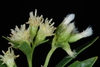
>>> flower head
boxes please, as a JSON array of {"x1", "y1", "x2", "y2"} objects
[
  {"x1": 39, "y1": 18, "x2": 56, "y2": 36},
  {"x1": 8, "y1": 24, "x2": 30, "y2": 44},
  {"x1": 34, "y1": 18, "x2": 56, "y2": 45},
  {"x1": 0, "y1": 47, "x2": 19, "y2": 67},
  {"x1": 26, "y1": 9, "x2": 44, "y2": 41},
  {"x1": 27, "y1": 9, "x2": 43, "y2": 26}
]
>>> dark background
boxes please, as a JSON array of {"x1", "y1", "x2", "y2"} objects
[{"x1": 0, "y1": 0, "x2": 99, "y2": 67}]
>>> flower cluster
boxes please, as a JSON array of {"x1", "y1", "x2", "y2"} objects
[
  {"x1": 1, "y1": 9, "x2": 94, "y2": 67},
  {"x1": 7, "y1": 9, "x2": 56, "y2": 47},
  {"x1": 53, "y1": 14, "x2": 93, "y2": 57}
]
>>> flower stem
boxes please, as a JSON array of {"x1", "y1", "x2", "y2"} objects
[
  {"x1": 44, "y1": 47, "x2": 56, "y2": 67},
  {"x1": 27, "y1": 53, "x2": 32, "y2": 67},
  {"x1": 27, "y1": 46, "x2": 35, "y2": 67}
]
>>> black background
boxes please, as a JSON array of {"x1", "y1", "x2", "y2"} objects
[{"x1": 0, "y1": 0, "x2": 99, "y2": 67}]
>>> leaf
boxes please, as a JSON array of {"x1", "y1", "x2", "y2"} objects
[
  {"x1": 0, "y1": 60, "x2": 7, "y2": 67},
  {"x1": 68, "y1": 61, "x2": 80, "y2": 67},
  {"x1": 55, "y1": 36, "x2": 99, "y2": 67},
  {"x1": 68, "y1": 56, "x2": 98, "y2": 67},
  {"x1": 18, "y1": 41, "x2": 32, "y2": 56}
]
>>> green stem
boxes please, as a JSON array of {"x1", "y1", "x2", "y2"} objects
[
  {"x1": 44, "y1": 47, "x2": 57, "y2": 67},
  {"x1": 27, "y1": 46, "x2": 35, "y2": 67},
  {"x1": 27, "y1": 53, "x2": 32, "y2": 67}
]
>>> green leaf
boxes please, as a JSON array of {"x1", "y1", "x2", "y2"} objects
[
  {"x1": 0, "y1": 60, "x2": 7, "y2": 67},
  {"x1": 68, "y1": 61, "x2": 80, "y2": 67},
  {"x1": 68, "y1": 56, "x2": 98, "y2": 67},
  {"x1": 18, "y1": 41, "x2": 33, "y2": 67},
  {"x1": 18, "y1": 41, "x2": 32, "y2": 56},
  {"x1": 55, "y1": 36, "x2": 99, "y2": 67}
]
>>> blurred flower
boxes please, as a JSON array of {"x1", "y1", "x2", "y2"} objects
[{"x1": 0, "y1": 47, "x2": 19, "y2": 67}]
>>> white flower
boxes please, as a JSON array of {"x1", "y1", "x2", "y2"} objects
[
  {"x1": 8, "y1": 24, "x2": 30, "y2": 44},
  {"x1": 34, "y1": 18, "x2": 56, "y2": 45},
  {"x1": 26, "y1": 9, "x2": 43, "y2": 26},
  {"x1": 0, "y1": 47, "x2": 19, "y2": 67},
  {"x1": 39, "y1": 18, "x2": 56, "y2": 36},
  {"x1": 27, "y1": 9, "x2": 56, "y2": 37}
]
